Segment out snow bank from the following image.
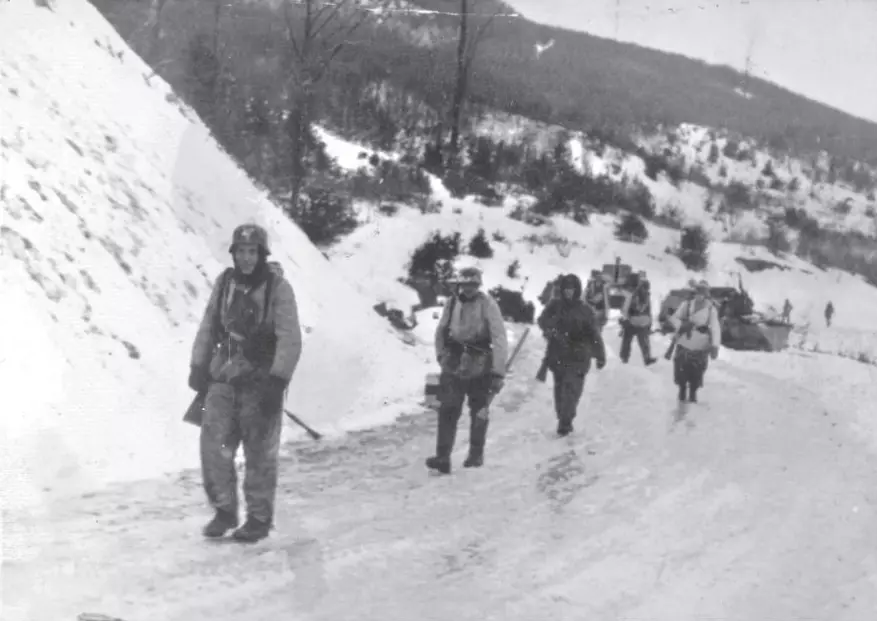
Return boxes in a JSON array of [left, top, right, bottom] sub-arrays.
[[0, 0, 429, 513]]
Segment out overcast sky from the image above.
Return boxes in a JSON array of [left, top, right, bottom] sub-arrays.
[[505, 0, 877, 124]]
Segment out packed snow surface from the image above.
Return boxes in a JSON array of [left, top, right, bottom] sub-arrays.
[[8, 327, 877, 621]]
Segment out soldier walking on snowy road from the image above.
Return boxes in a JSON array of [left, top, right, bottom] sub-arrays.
[[188, 224, 302, 542], [781, 298, 792, 323], [584, 269, 610, 333], [668, 279, 721, 403], [427, 267, 508, 474], [537, 273, 606, 436], [619, 272, 657, 366]]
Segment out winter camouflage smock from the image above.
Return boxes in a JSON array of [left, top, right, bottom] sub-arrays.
[[670, 298, 721, 352], [191, 270, 303, 384], [435, 291, 508, 378]]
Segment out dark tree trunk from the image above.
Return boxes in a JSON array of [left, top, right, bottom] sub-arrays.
[[448, 0, 469, 160]]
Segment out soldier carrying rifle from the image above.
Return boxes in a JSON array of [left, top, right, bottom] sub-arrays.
[[427, 267, 508, 474], [665, 279, 721, 403], [536, 273, 606, 436]]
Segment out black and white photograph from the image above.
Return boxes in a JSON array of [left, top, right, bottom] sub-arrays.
[[3, 0, 877, 618]]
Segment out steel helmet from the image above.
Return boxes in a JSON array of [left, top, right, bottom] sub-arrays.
[[228, 223, 270, 255], [457, 266, 483, 285]]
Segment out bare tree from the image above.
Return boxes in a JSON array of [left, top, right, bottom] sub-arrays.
[[281, 0, 393, 209], [447, 0, 502, 160]]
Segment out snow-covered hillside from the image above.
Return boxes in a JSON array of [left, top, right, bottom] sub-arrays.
[[0, 0, 431, 513], [315, 125, 877, 362], [468, 112, 877, 242], [322, 134, 877, 326]]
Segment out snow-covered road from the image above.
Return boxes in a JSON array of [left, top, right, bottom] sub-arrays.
[[6, 328, 877, 620]]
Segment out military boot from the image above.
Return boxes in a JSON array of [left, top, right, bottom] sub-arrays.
[[232, 516, 272, 543], [426, 411, 457, 474], [464, 415, 488, 468], [557, 419, 574, 437], [425, 455, 451, 474], [202, 509, 238, 539], [463, 444, 483, 468]]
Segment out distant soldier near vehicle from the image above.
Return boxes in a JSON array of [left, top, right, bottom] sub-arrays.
[[537, 273, 606, 436], [188, 224, 303, 543], [666, 279, 721, 403], [619, 272, 657, 366], [584, 269, 610, 332], [427, 267, 508, 474], [781, 298, 792, 323], [824, 301, 834, 327]]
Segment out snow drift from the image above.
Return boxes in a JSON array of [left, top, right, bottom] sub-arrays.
[[0, 0, 430, 513]]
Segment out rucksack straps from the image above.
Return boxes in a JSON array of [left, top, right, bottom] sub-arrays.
[[261, 271, 276, 325], [211, 268, 234, 344], [211, 267, 277, 343]]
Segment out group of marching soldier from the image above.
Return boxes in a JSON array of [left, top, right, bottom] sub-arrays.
[[184, 222, 724, 543], [425, 266, 722, 474]]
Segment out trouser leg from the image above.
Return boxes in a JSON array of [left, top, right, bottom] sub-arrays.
[[557, 368, 586, 424], [673, 348, 687, 393], [552, 369, 563, 417], [239, 386, 283, 525], [436, 373, 466, 458], [636, 327, 653, 361], [689, 353, 708, 390], [200, 383, 241, 515], [620, 328, 634, 362], [465, 375, 492, 457], [674, 347, 708, 400]]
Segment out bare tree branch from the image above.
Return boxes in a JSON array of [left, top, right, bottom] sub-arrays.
[[283, 1, 305, 64], [468, 9, 500, 60], [447, 1, 500, 156], [278, 0, 394, 208], [310, 1, 346, 43]]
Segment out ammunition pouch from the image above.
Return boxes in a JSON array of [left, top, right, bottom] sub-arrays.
[[210, 327, 277, 386], [443, 338, 493, 379]]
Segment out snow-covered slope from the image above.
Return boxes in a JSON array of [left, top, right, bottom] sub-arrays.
[[315, 125, 877, 367], [323, 130, 877, 325], [468, 113, 877, 242], [0, 0, 430, 513]]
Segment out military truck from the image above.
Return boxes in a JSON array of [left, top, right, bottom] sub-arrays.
[[600, 256, 639, 309]]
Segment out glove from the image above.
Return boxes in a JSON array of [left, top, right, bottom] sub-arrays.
[[438, 349, 449, 366], [710, 346, 719, 360], [596, 358, 606, 370], [188, 365, 209, 393], [489, 374, 505, 395], [261, 375, 289, 416]]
